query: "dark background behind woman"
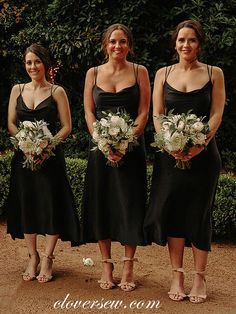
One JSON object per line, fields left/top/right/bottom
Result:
{"left": 0, "top": 0, "right": 235, "bottom": 171}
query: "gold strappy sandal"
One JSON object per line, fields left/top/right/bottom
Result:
{"left": 118, "top": 256, "right": 138, "bottom": 292}
{"left": 98, "top": 258, "right": 115, "bottom": 290}
{"left": 168, "top": 268, "right": 187, "bottom": 301}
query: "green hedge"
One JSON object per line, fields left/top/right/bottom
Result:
{"left": 65, "top": 157, "right": 87, "bottom": 220}
{"left": 0, "top": 151, "right": 12, "bottom": 213}
{"left": 0, "top": 153, "right": 235, "bottom": 240}
{"left": 212, "top": 173, "right": 236, "bottom": 239}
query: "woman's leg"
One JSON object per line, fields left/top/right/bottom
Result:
{"left": 23, "top": 234, "right": 40, "bottom": 280}
{"left": 167, "top": 237, "right": 186, "bottom": 300}
{"left": 189, "top": 244, "right": 208, "bottom": 303}
{"left": 98, "top": 239, "right": 114, "bottom": 289}
{"left": 120, "top": 245, "right": 137, "bottom": 284}
{"left": 37, "top": 234, "right": 59, "bottom": 283}
{"left": 98, "top": 239, "right": 115, "bottom": 290}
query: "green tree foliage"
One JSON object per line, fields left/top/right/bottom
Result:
{"left": 0, "top": 0, "right": 235, "bottom": 160}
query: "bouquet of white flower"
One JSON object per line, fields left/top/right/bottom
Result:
{"left": 92, "top": 110, "right": 138, "bottom": 166}
{"left": 10, "top": 120, "right": 61, "bottom": 171}
{"left": 151, "top": 109, "right": 209, "bottom": 170}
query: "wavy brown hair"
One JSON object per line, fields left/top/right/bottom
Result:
{"left": 101, "top": 23, "right": 134, "bottom": 59}
{"left": 171, "top": 20, "right": 205, "bottom": 60}
{"left": 24, "top": 43, "right": 51, "bottom": 76}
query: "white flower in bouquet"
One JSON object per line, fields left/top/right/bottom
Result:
{"left": 108, "top": 127, "right": 120, "bottom": 136}
{"left": 191, "top": 132, "right": 207, "bottom": 146}
{"left": 165, "top": 132, "right": 188, "bottom": 152}
{"left": 151, "top": 109, "right": 209, "bottom": 170}
{"left": 22, "top": 121, "right": 34, "bottom": 128}
{"left": 191, "top": 121, "right": 204, "bottom": 132}
{"left": 91, "top": 109, "right": 139, "bottom": 166}
{"left": 10, "top": 119, "right": 61, "bottom": 171}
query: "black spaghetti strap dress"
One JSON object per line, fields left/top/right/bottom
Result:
{"left": 81, "top": 65, "right": 147, "bottom": 246}
{"left": 7, "top": 85, "right": 81, "bottom": 245}
{"left": 144, "top": 65, "right": 221, "bottom": 251}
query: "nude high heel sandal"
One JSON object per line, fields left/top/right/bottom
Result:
{"left": 168, "top": 268, "right": 187, "bottom": 301}
{"left": 22, "top": 251, "right": 40, "bottom": 281}
{"left": 98, "top": 258, "right": 115, "bottom": 290}
{"left": 188, "top": 270, "right": 207, "bottom": 303}
{"left": 36, "top": 253, "right": 55, "bottom": 283}
{"left": 118, "top": 256, "right": 138, "bottom": 292}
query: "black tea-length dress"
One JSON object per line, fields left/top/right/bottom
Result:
{"left": 144, "top": 65, "right": 221, "bottom": 251}
{"left": 7, "top": 85, "right": 81, "bottom": 245}
{"left": 82, "top": 66, "right": 147, "bottom": 246}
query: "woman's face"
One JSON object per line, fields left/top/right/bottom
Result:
{"left": 175, "top": 27, "right": 200, "bottom": 61}
{"left": 25, "top": 52, "right": 46, "bottom": 80}
{"left": 106, "top": 29, "right": 130, "bottom": 60}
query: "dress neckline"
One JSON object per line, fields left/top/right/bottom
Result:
{"left": 19, "top": 94, "right": 52, "bottom": 111}
{"left": 165, "top": 80, "right": 211, "bottom": 94}
{"left": 94, "top": 83, "right": 138, "bottom": 94}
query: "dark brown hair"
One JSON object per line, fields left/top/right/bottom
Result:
{"left": 101, "top": 23, "right": 134, "bottom": 58}
{"left": 24, "top": 43, "right": 51, "bottom": 75}
{"left": 171, "top": 20, "right": 205, "bottom": 59}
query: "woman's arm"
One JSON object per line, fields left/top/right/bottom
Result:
{"left": 8, "top": 85, "right": 20, "bottom": 136}
{"left": 152, "top": 67, "right": 166, "bottom": 133}
{"left": 183, "top": 66, "right": 225, "bottom": 161}
{"left": 206, "top": 66, "right": 226, "bottom": 144}
{"left": 133, "top": 65, "right": 151, "bottom": 138}
{"left": 83, "top": 67, "right": 96, "bottom": 136}
{"left": 53, "top": 86, "right": 72, "bottom": 141}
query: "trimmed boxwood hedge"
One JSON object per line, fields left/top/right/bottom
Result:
{"left": 0, "top": 152, "right": 235, "bottom": 240}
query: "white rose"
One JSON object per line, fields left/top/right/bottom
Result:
{"left": 22, "top": 121, "right": 34, "bottom": 128}
{"left": 192, "top": 133, "right": 207, "bottom": 145}
{"left": 192, "top": 122, "right": 204, "bottom": 132}
{"left": 15, "top": 129, "right": 26, "bottom": 140}
{"left": 108, "top": 127, "right": 120, "bottom": 136}
{"left": 39, "top": 139, "right": 49, "bottom": 149}
{"left": 110, "top": 115, "right": 121, "bottom": 124}
{"left": 100, "top": 118, "right": 109, "bottom": 127}
{"left": 98, "top": 138, "right": 108, "bottom": 151}
{"left": 19, "top": 140, "right": 36, "bottom": 154}
{"left": 166, "top": 132, "right": 187, "bottom": 151}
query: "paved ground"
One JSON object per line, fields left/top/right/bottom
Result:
{"left": 0, "top": 221, "right": 235, "bottom": 314}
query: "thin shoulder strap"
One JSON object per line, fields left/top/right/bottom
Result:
{"left": 207, "top": 65, "right": 213, "bottom": 80}
{"left": 94, "top": 66, "right": 98, "bottom": 84}
{"left": 133, "top": 63, "right": 139, "bottom": 83}
{"left": 165, "top": 66, "right": 172, "bottom": 81}
{"left": 19, "top": 83, "right": 25, "bottom": 94}
{"left": 51, "top": 84, "right": 59, "bottom": 95}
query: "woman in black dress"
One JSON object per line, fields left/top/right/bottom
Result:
{"left": 7, "top": 43, "right": 80, "bottom": 283}
{"left": 82, "top": 24, "right": 150, "bottom": 291}
{"left": 144, "top": 20, "right": 225, "bottom": 303}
